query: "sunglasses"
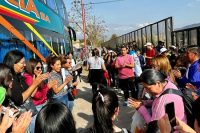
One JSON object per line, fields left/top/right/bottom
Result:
{"left": 35, "top": 66, "right": 42, "bottom": 70}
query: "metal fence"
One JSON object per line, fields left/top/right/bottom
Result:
{"left": 173, "top": 25, "right": 200, "bottom": 48}
{"left": 102, "top": 17, "right": 173, "bottom": 50}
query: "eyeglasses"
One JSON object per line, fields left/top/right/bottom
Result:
{"left": 35, "top": 66, "right": 42, "bottom": 70}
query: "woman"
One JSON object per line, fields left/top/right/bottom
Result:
{"left": 79, "top": 89, "right": 130, "bottom": 133}
{"left": 128, "top": 69, "right": 186, "bottom": 124}
{"left": 87, "top": 48, "right": 107, "bottom": 94}
{"left": 151, "top": 55, "right": 175, "bottom": 83}
{"left": 35, "top": 102, "right": 76, "bottom": 133}
{"left": 0, "top": 63, "right": 32, "bottom": 133}
{"left": 47, "top": 55, "right": 72, "bottom": 106}
{"left": 61, "top": 56, "right": 78, "bottom": 111}
{"left": 3, "top": 50, "right": 48, "bottom": 107}
{"left": 24, "top": 58, "right": 56, "bottom": 111}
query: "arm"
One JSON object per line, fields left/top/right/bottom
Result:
{"left": 23, "top": 74, "right": 37, "bottom": 97}
{"left": 125, "top": 63, "right": 134, "bottom": 68}
{"left": 51, "top": 76, "right": 72, "bottom": 94}
{"left": 101, "top": 63, "right": 107, "bottom": 71}
{"left": 128, "top": 98, "right": 152, "bottom": 123}
{"left": 86, "top": 60, "right": 89, "bottom": 71}
{"left": 32, "top": 84, "right": 48, "bottom": 100}
{"left": 125, "top": 55, "right": 134, "bottom": 68}
{"left": 115, "top": 58, "right": 121, "bottom": 69}
{"left": 22, "top": 73, "right": 49, "bottom": 102}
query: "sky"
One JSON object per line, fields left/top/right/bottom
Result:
{"left": 64, "top": 0, "right": 200, "bottom": 40}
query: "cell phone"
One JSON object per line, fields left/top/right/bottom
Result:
{"left": 165, "top": 102, "right": 176, "bottom": 128}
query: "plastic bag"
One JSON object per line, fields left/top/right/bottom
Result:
{"left": 131, "top": 111, "right": 146, "bottom": 133}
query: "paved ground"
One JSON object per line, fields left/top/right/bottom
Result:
{"left": 72, "top": 69, "right": 135, "bottom": 132}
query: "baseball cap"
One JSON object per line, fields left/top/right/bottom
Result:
{"left": 144, "top": 42, "right": 152, "bottom": 47}
{"left": 160, "top": 47, "right": 168, "bottom": 54}
{"left": 169, "top": 45, "right": 177, "bottom": 49}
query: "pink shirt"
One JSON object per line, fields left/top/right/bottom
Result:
{"left": 138, "top": 80, "right": 186, "bottom": 124}
{"left": 23, "top": 73, "right": 48, "bottom": 106}
{"left": 115, "top": 54, "right": 134, "bottom": 79}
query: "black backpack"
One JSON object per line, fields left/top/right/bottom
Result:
{"left": 159, "top": 88, "right": 195, "bottom": 128}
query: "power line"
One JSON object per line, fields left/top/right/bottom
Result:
{"left": 84, "top": 0, "right": 125, "bottom": 5}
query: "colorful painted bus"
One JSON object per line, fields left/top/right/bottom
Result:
{"left": 0, "top": 0, "right": 76, "bottom": 62}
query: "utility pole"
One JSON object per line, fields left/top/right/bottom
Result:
{"left": 81, "top": 0, "right": 86, "bottom": 49}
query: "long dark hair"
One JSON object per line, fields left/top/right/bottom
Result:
{"left": 92, "top": 48, "right": 100, "bottom": 57}
{"left": 35, "top": 102, "right": 76, "bottom": 133}
{"left": 46, "top": 54, "right": 60, "bottom": 72}
{"left": 25, "top": 58, "right": 40, "bottom": 76}
{"left": 3, "top": 50, "right": 24, "bottom": 74}
{"left": 92, "top": 89, "right": 119, "bottom": 133}
{"left": 140, "top": 69, "right": 167, "bottom": 85}
{"left": 0, "top": 63, "right": 12, "bottom": 88}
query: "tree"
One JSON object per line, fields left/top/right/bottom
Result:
{"left": 68, "top": 0, "right": 107, "bottom": 47}
{"left": 110, "top": 34, "right": 118, "bottom": 40}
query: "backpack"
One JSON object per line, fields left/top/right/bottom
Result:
{"left": 159, "top": 88, "right": 195, "bottom": 128}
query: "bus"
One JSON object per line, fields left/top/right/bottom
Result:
{"left": 0, "top": 0, "right": 76, "bottom": 62}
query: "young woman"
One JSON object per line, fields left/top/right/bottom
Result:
{"left": 80, "top": 89, "right": 130, "bottom": 133}
{"left": 151, "top": 54, "right": 175, "bottom": 83}
{"left": 24, "top": 58, "right": 56, "bottom": 111}
{"left": 47, "top": 55, "right": 72, "bottom": 106}
{"left": 87, "top": 48, "right": 107, "bottom": 94}
{"left": 61, "top": 56, "right": 78, "bottom": 111}
{"left": 35, "top": 102, "right": 76, "bottom": 133}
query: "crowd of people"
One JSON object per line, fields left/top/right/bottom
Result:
{"left": 94, "top": 42, "right": 200, "bottom": 133}
{"left": 0, "top": 41, "right": 200, "bottom": 133}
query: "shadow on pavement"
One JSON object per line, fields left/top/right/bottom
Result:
{"left": 77, "top": 112, "right": 93, "bottom": 131}
{"left": 80, "top": 75, "right": 89, "bottom": 83}
{"left": 76, "top": 86, "right": 93, "bottom": 103}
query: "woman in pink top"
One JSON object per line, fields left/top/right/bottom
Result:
{"left": 23, "top": 58, "right": 55, "bottom": 111}
{"left": 129, "top": 69, "right": 186, "bottom": 125}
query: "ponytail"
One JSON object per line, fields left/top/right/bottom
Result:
{"left": 92, "top": 89, "right": 118, "bottom": 133}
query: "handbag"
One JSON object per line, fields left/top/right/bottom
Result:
{"left": 9, "top": 97, "right": 38, "bottom": 117}
{"left": 71, "top": 87, "right": 78, "bottom": 97}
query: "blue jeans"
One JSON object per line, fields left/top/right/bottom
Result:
{"left": 28, "top": 114, "right": 36, "bottom": 133}
{"left": 28, "top": 102, "right": 47, "bottom": 133}
{"left": 52, "top": 93, "right": 69, "bottom": 106}
{"left": 68, "top": 100, "right": 74, "bottom": 111}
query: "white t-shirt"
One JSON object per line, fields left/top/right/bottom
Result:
{"left": 131, "top": 52, "right": 142, "bottom": 77}
{"left": 87, "top": 56, "right": 104, "bottom": 69}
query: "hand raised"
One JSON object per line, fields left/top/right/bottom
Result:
{"left": 33, "top": 72, "right": 49, "bottom": 86}
{"left": 128, "top": 98, "right": 142, "bottom": 109}
{"left": 0, "top": 107, "right": 19, "bottom": 133}
{"left": 64, "top": 75, "right": 73, "bottom": 84}
{"left": 47, "top": 79, "right": 58, "bottom": 89}
{"left": 12, "top": 111, "right": 32, "bottom": 133}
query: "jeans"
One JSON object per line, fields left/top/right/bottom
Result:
{"left": 52, "top": 93, "right": 69, "bottom": 106}
{"left": 28, "top": 102, "right": 47, "bottom": 133}
{"left": 68, "top": 100, "right": 74, "bottom": 111}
